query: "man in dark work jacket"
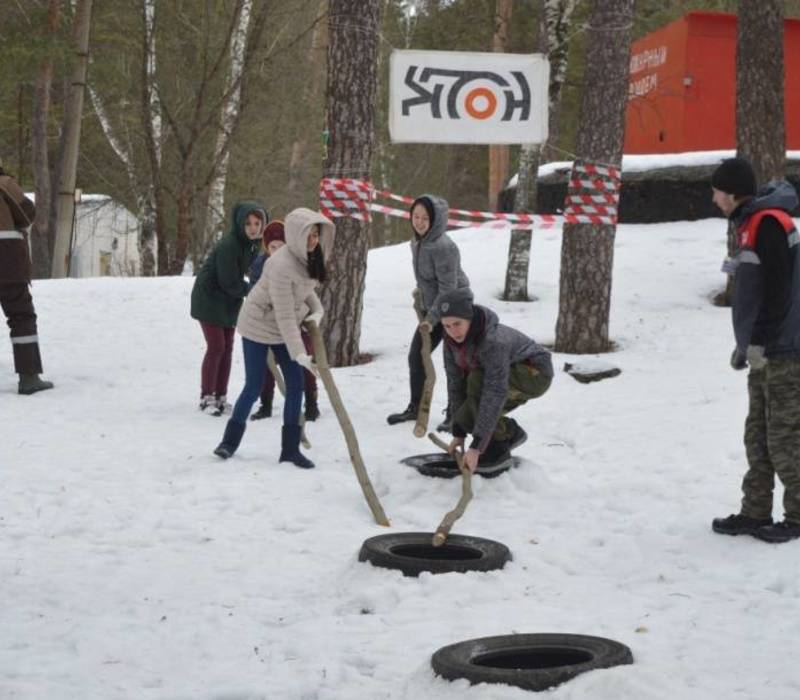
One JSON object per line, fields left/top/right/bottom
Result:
{"left": 0, "top": 158, "right": 54, "bottom": 395}
{"left": 711, "top": 157, "right": 800, "bottom": 543}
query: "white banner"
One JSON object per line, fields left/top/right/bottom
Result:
{"left": 389, "top": 49, "right": 549, "bottom": 145}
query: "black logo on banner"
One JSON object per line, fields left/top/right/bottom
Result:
{"left": 401, "top": 66, "right": 531, "bottom": 121}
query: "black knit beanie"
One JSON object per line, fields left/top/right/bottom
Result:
{"left": 711, "top": 157, "right": 757, "bottom": 197}
{"left": 410, "top": 196, "right": 436, "bottom": 228}
{"left": 437, "top": 288, "right": 474, "bottom": 320}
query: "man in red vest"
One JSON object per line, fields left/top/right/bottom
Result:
{"left": 711, "top": 157, "right": 800, "bottom": 543}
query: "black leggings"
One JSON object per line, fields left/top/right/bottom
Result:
{"left": 408, "top": 321, "right": 444, "bottom": 405}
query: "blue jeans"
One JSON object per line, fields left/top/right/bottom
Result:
{"left": 231, "top": 339, "right": 303, "bottom": 426}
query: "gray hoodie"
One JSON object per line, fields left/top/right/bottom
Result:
{"left": 443, "top": 305, "right": 553, "bottom": 451}
{"left": 410, "top": 195, "right": 471, "bottom": 323}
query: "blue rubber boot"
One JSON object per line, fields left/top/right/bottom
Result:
{"left": 214, "top": 420, "right": 246, "bottom": 459}
{"left": 279, "top": 424, "right": 315, "bottom": 469}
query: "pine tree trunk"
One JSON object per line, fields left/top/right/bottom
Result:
{"left": 320, "top": 0, "right": 380, "bottom": 367}
{"left": 287, "top": 0, "right": 328, "bottom": 205}
{"left": 30, "top": 0, "right": 61, "bottom": 279}
{"left": 554, "top": 0, "right": 632, "bottom": 354}
{"left": 736, "top": 0, "right": 785, "bottom": 185}
{"left": 51, "top": 0, "right": 93, "bottom": 279}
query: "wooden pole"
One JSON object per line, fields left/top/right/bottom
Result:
{"left": 267, "top": 350, "right": 310, "bottom": 449}
{"left": 428, "top": 433, "right": 473, "bottom": 546}
{"left": 412, "top": 289, "right": 435, "bottom": 438}
{"left": 306, "top": 320, "right": 390, "bottom": 526}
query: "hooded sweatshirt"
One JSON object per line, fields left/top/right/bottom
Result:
{"left": 443, "top": 305, "right": 553, "bottom": 452}
{"left": 410, "top": 194, "right": 471, "bottom": 323}
{"left": 237, "top": 208, "right": 335, "bottom": 359}
{"left": 190, "top": 201, "right": 266, "bottom": 327}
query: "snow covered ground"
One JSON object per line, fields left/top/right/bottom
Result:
{"left": 3, "top": 218, "right": 800, "bottom": 699}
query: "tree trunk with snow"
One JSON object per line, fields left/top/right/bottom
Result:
{"left": 554, "top": 0, "right": 633, "bottom": 354}
{"left": 320, "top": 0, "right": 380, "bottom": 367}
{"left": 29, "top": 0, "right": 61, "bottom": 279}
{"left": 51, "top": 0, "right": 93, "bottom": 279}
{"left": 503, "top": 0, "right": 576, "bottom": 301}
{"left": 201, "top": 0, "right": 253, "bottom": 259}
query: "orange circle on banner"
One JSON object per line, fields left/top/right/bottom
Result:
{"left": 464, "top": 87, "right": 497, "bottom": 120}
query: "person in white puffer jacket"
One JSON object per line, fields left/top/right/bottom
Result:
{"left": 214, "top": 207, "right": 335, "bottom": 468}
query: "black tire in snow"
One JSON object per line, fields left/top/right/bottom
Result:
{"left": 358, "top": 532, "right": 511, "bottom": 577}
{"left": 400, "top": 453, "right": 518, "bottom": 479}
{"left": 431, "top": 633, "right": 634, "bottom": 691}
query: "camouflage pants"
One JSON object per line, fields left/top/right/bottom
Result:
{"left": 453, "top": 361, "right": 551, "bottom": 442}
{"left": 741, "top": 358, "right": 800, "bottom": 522}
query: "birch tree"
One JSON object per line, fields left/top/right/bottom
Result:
{"left": 503, "top": 0, "right": 578, "bottom": 301}
{"left": 201, "top": 0, "right": 254, "bottom": 257}
{"left": 554, "top": 0, "right": 633, "bottom": 353}
{"left": 321, "top": 0, "right": 381, "bottom": 366}
{"left": 51, "top": 0, "right": 93, "bottom": 279}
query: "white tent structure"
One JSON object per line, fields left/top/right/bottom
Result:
{"left": 68, "top": 194, "right": 141, "bottom": 278}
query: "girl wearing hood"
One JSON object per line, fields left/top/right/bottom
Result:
{"left": 191, "top": 201, "right": 267, "bottom": 416}
{"left": 386, "top": 194, "right": 471, "bottom": 429}
{"left": 214, "top": 207, "right": 334, "bottom": 469}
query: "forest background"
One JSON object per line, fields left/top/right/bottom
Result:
{"left": 1, "top": 0, "right": 799, "bottom": 278}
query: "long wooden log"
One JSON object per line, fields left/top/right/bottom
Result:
{"left": 412, "top": 289, "right": 436, "bottom": 438}
{"left": 305, "top": 320, "right": 390, "bottom": 526}
{"left": 267, "top": 350, "right": 310, "bottom": 449}
{"left": 428, "top": 433, "right": 473, "bottom": 546}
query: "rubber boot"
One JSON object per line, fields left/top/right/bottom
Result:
{"left": 214, "top": 419, "right": 246, "bottom": 459}
{"left": 279, "top": 424, "right": 315, "bottom": 469}
{"left": 304, "top": 388, "right": 320, "bottom": 422}
{"left": 251, "top": 392, "right": 273, "bottom": 420}
{"left": 18, "top": 374, "right": 54, "bottom": 395}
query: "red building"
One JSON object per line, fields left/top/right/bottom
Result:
{"left": 624, "top": 11, "right": 800, "bottom": 154}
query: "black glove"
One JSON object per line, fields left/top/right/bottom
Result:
{"left": 730, "top": 347, "right": 747, "bottom": 371}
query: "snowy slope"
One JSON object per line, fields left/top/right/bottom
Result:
{"left": 2, "top": 220, "right": 799, "bottom": 700}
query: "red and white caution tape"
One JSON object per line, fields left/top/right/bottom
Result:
{"left": 320, "top": 165, "right": 621, "bottom": 232}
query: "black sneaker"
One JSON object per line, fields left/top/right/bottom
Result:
{"left": 436, "top": 407, "right": 452, "bottom": 433}
{"left": 711, "top": 513, "right": 772, "bottom": 536}
{"left": 387, "top": 402, "right": 418, "bottom": 425}
{"left": 481, "top": 439, "right": 511, "bottom": 466}
{"left": 251, "top": 403, "right": 272, "bottom": 420}
{"left": 506, "top": 420, "right": 528, "bottom": 451}
{"left": 752, "top": 519, "right": 800, "bottom": 543}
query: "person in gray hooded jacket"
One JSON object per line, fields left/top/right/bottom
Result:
{"left": 437, "top": 288, "right": 553, "bottom": 473}
{"left": 387, "top": 194, "right": 471, "bottom": 427}
{"left": 710, "top": 157, "right": 800, "bottom": 543}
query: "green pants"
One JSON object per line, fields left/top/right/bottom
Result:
{"left": 453, "top": 362, "right": 551, "bottom": 442}
{"left": 741, "top": 358, "right": 800, "bottom": 522}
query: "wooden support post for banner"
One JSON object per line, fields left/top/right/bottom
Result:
{"left": 412, "top": 289, "right": 435, "bottom": 438}
{"left": 428, "top": 432, "right": 473, "bottom": 547}
{"left": 305, "top": 320, "right": 390, "bottom": 527}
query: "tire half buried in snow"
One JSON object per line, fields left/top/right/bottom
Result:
{"left": 431, "top": 633, "right": 634, "bottom": 691}
{"left": 358, "top": 532, "right": 511, "bottom": 576}
{"left": 400, "top": 452, "right": 518, "bottom": 479}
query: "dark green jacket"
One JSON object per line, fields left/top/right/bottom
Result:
{"left": 190, "top": 201, "right": 267, "bottom": 327}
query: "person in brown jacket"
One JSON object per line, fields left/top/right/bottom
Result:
{"left": 0, "top": 159, "right": 54, "bottom": 395}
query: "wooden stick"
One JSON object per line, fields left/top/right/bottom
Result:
{"left": 267, "top": 349, "right": 310, "bottom": 449}
{"left": 428, "top": 433, "right": 473, "bottom": 546}
{"left": 305, "top": 320, "right": 390, "bottom": 526}
{"left": 413, "top": 289, "right": 436, "bottom": 438}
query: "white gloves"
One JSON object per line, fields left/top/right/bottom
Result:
{"left": 305, "top": 311, "right": 323, "bottom": 326}
{"left": 296, "top": 352, "right": 318, "bottom": 376}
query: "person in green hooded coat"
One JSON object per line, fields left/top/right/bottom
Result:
{"left": 191, "top": 201, "right": 267, "bottom": 415}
